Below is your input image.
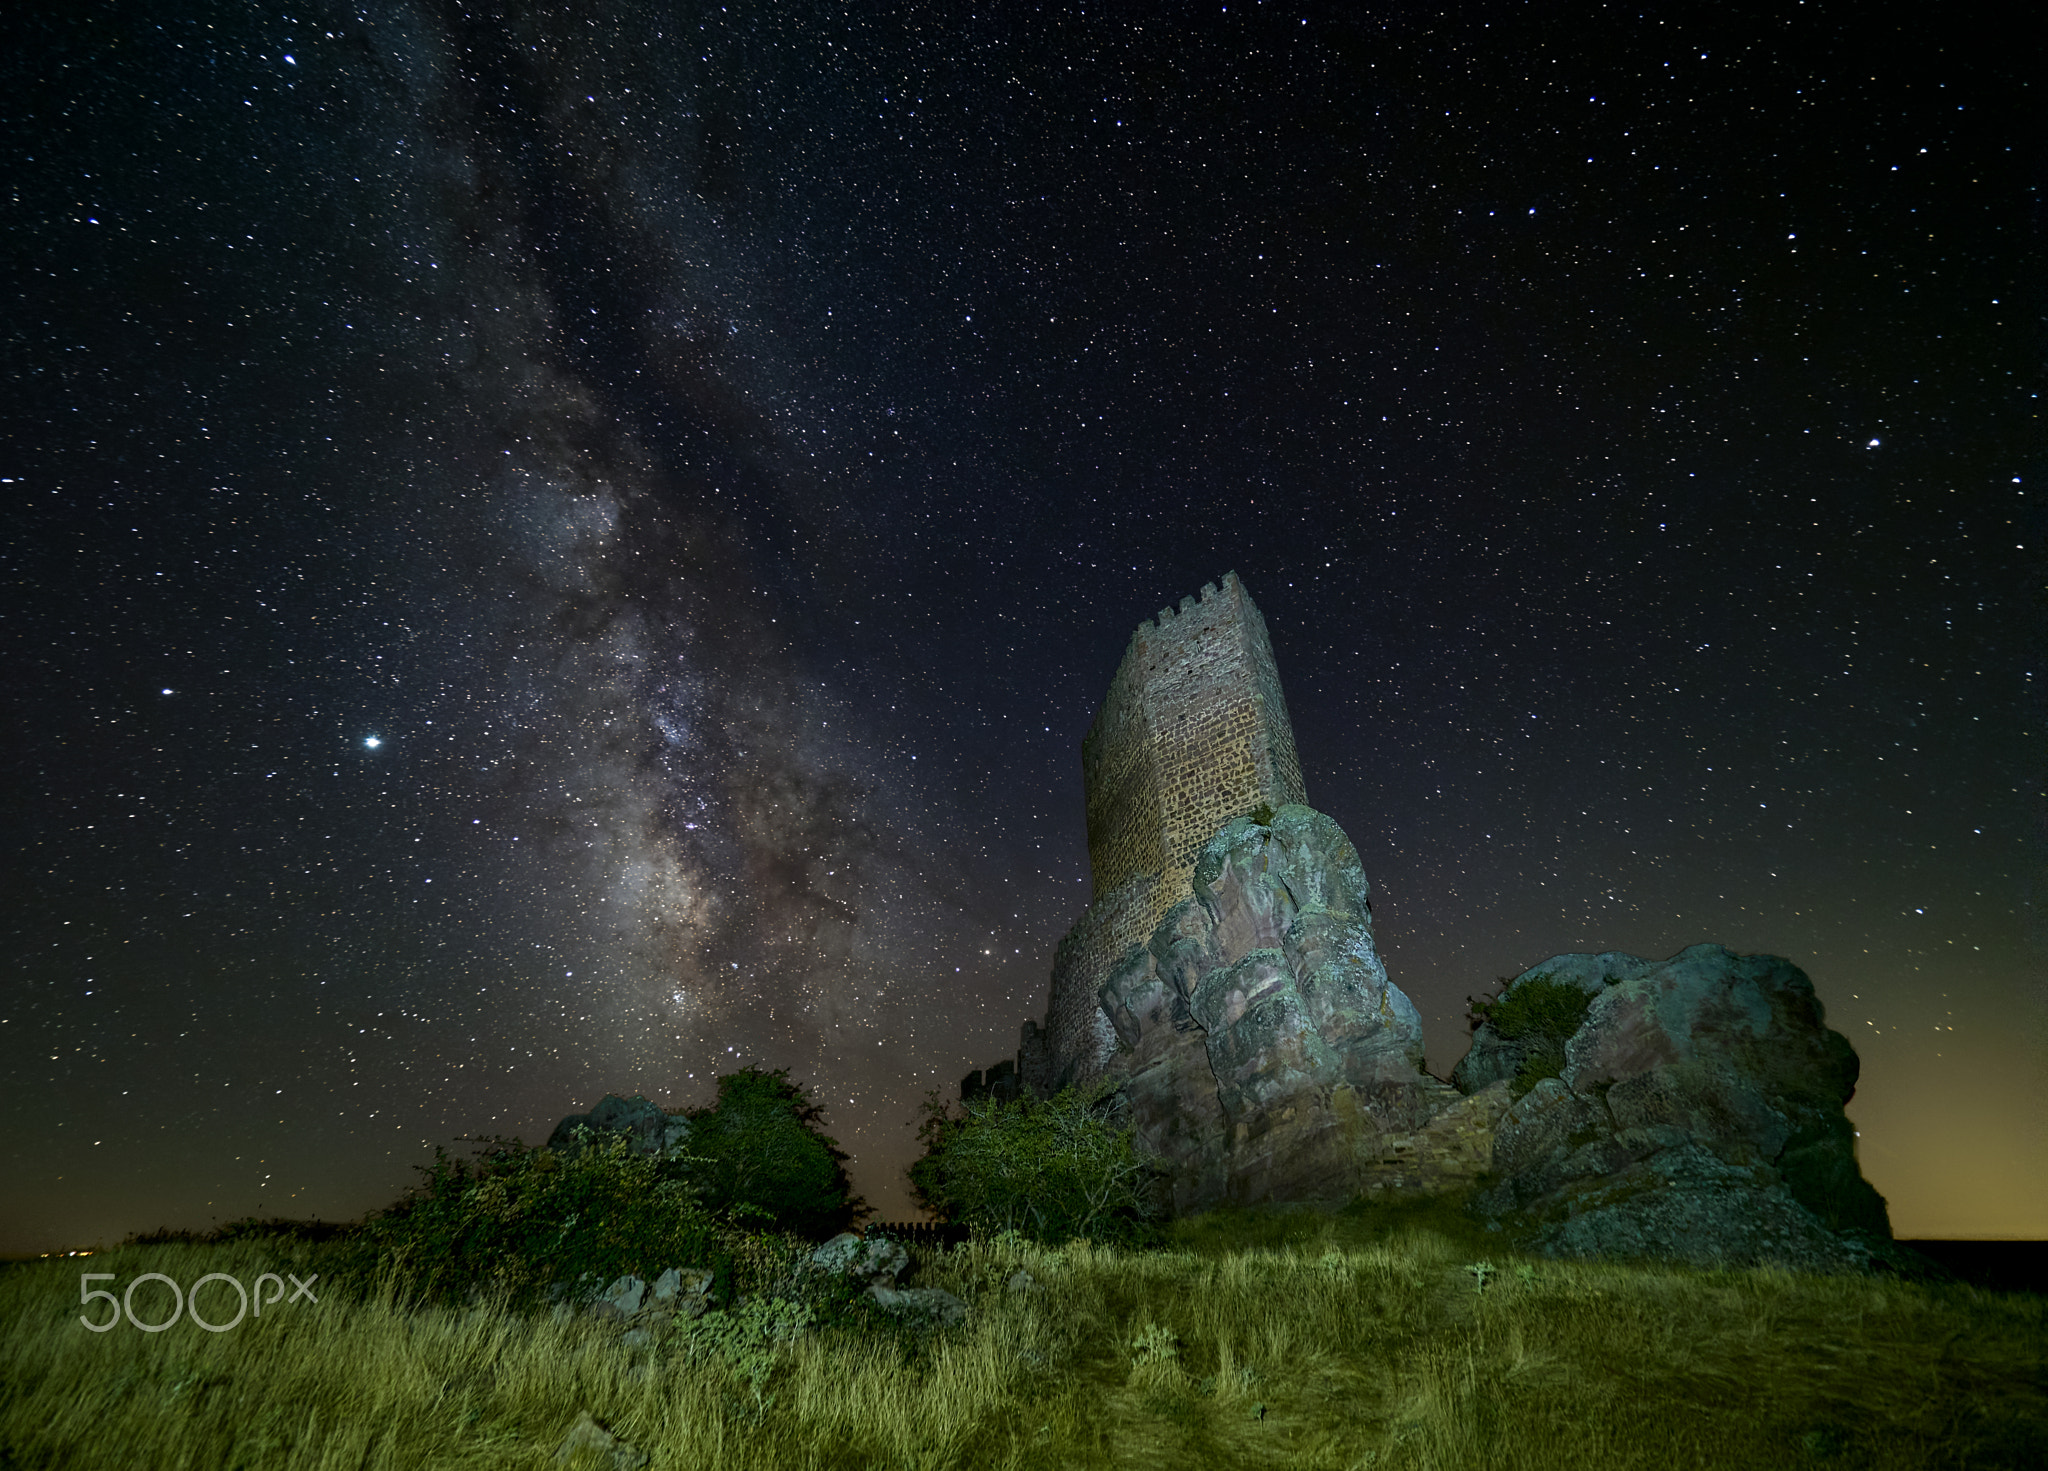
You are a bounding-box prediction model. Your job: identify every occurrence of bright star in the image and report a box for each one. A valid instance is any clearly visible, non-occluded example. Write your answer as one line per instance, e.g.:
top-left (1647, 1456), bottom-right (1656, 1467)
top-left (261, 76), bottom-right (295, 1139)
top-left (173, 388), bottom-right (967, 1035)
top-left (364, 735), bottom-right (382, 749)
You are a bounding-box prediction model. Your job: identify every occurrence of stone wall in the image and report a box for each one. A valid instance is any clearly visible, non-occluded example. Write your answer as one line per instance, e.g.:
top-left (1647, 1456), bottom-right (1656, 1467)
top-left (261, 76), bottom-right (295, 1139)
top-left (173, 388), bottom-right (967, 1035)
top-left (1083, 573), bottom-right (1305, 901)
top-left (1348, 1082), bottom-right (1514, 1198)
top-left (1043, 574), bottom-right (1307, 1090)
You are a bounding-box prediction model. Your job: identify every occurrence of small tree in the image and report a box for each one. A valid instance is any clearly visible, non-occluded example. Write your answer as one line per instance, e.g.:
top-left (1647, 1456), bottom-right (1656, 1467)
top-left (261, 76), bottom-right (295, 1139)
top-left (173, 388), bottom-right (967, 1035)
top-left (678, 1067), bottom-right (870, 1239)
top-left (909, 1077), bottom-right (1168, 1246)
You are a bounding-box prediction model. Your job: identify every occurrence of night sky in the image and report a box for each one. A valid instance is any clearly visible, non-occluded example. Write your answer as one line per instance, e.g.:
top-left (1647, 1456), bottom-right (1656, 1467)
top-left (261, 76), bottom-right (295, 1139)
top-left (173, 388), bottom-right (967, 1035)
top-left (5, 1), bottom-right (2038, 1256)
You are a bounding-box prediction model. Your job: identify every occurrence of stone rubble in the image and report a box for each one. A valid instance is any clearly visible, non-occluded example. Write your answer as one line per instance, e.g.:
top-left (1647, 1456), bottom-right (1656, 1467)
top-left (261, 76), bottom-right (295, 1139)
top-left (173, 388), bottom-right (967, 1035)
top-left (550, 1233), bottom-right (971, 1350)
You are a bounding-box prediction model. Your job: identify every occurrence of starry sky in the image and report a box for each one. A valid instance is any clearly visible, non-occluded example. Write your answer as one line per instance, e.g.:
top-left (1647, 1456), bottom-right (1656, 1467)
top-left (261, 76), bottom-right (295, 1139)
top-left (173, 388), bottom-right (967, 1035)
top-left (4, 1), bottom-right (2038, 1255)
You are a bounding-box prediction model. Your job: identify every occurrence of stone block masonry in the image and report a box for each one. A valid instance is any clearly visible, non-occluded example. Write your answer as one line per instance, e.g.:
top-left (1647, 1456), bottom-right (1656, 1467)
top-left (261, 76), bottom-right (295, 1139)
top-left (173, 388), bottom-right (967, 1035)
top-left (1084, 574), bottom-right (1305, 900)
top-left (1036, 574), bottom-right (1306, 1090)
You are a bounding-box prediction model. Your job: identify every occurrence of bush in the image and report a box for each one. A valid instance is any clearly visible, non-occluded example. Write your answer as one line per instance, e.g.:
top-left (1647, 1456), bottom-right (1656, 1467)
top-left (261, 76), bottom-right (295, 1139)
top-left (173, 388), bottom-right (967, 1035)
top-left (1466, 971), bottom-right (1605, 1099)
top-left (339, 1068), bottom-right (866, 1311)
top-left (908, 1076), bottom-right (1169, 1246)
top-left (342, 1129), bottom-right (719, 1311)
top-left (673, 1294), bottom-right (818, 1418)
top-left (676, 1067), bottom-right (870, 1239)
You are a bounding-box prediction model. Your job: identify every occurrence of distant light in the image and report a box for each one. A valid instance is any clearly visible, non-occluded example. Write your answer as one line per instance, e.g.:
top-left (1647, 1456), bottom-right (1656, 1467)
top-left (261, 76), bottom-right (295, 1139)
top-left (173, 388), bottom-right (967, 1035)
top-left (283, 54), bottom-right (295, 64)
top-left (364, 735), bottom-right (382, 749)
top-left (1867, 438), bottom-right (1881, 448)
top-left (161, 688), bottom-right (173, 695)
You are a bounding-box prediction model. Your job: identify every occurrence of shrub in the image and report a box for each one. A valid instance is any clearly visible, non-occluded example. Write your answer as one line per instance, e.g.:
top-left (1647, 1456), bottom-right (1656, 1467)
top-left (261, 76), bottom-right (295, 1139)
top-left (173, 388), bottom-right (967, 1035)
top-left (1466, 972), bottom-right (1601, 1099)
top-left (673, 1294), bottom-right (818, 1417)
top-left (908, 1076), bottom-right (1169, 1246)
top-left (674, 1067), bottom-right (870, 1238)
top-left (342, 1129), bottom-right (718, 1311)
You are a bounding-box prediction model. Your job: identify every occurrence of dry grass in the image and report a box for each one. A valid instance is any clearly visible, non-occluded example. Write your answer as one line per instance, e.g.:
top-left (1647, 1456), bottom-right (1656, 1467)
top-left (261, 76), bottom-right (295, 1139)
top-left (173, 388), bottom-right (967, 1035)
top-left (2, 1203), bottom-right (2041, 1470)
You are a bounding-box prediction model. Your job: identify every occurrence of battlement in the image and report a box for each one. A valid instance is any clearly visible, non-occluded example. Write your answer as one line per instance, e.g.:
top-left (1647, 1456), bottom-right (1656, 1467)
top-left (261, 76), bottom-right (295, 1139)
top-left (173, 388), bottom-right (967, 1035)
top-left (980, 573), bottom-right (1313, 1100)
top-left (1082, 572), bottom-right (1306, 900)
top-left (1131, 578), bottom-right (1230, 642)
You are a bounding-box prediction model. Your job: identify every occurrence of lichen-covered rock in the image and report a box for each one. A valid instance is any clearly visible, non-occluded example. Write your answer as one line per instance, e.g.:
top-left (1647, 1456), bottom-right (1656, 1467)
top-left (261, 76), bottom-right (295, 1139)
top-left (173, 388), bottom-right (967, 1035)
top-left (1190, 808), bottom-right (1435, 1098)
top-left (1097, 804), bottom-right (1466, 1211)
top-left (1467, 945), bottom-right (1900, 1272)
top-left (545, 1094), bottom-right (692, 1158)
top-left (809, 1232), bottom-right (909, 1286)
top-left (650, 1266), bottom-right (713, 1320)
top-left (589, 1273), bottom-right (647, 1323)
top-left (1098, 919), bottom-right (1229, 1213)
top-left (1450, 954), bottom-right (1646, 1095)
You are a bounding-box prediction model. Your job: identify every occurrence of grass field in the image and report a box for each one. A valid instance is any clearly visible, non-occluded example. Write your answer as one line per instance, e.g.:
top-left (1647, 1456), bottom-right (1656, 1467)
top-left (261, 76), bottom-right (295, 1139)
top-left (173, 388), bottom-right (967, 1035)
top-left (3, 1193), bottom-right (2041, 1470)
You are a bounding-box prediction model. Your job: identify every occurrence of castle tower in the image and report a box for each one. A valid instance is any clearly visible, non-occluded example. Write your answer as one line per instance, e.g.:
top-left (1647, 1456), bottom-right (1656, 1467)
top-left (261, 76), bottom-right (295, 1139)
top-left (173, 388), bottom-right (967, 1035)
top-left (1016, 574), bottom-right (1307, 1096)
top-left (1083, 573), bottom-right (1306, 901)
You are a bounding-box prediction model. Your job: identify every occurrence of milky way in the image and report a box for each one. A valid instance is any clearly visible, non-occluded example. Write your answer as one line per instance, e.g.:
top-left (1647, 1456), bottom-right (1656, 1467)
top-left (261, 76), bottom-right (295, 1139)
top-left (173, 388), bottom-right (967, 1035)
top-left (5, 1), bottom-right (2037, 1249)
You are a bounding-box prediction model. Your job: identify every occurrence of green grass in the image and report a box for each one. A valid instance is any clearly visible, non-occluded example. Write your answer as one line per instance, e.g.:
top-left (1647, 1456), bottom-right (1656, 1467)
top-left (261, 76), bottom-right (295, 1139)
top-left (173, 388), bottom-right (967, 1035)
top-left (2, 1194), bottom-right (2041, 1470)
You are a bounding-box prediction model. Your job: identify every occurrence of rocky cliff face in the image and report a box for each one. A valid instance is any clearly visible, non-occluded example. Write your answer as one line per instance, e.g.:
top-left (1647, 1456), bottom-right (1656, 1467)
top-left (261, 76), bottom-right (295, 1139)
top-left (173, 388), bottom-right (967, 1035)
top-left (974, 805), bottom-right (1902, 1276)
top-left (1457, 946), bottom-right (1901, 1272)
top-left (1094, 804), bottom-right (1495, 1212)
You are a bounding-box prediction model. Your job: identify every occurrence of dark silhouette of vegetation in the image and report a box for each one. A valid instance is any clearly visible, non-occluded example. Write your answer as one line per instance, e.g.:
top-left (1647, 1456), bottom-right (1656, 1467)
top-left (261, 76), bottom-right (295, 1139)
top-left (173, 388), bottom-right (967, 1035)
top-left (123, 1217), bottom-right (358, 1247)
top-left (676, 1066), bottom-right (871, 1239)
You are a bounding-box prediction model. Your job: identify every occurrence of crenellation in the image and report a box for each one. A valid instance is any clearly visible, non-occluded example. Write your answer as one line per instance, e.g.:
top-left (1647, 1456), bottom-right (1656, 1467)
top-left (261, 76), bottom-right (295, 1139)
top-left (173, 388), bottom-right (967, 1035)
top-left (1050, 573), bottom-right (1307, 1086)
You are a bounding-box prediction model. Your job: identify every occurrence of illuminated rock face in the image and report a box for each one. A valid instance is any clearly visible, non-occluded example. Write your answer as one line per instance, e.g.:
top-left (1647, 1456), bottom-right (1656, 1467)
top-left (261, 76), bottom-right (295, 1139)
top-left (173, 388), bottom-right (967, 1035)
top-left (1463, 946), bottom-right (1901, 1272)
top-left (1035, 574), bottom-right (1308, 1100)
top-left (965, 584), bottom-right (1900, 1273)
top-left (976, 577), bottom-right (1505, 1213)
top-left (1096, 804), bottom-right (1502, 1213)
top-left (545, 1094), bottom-right (691, 1157)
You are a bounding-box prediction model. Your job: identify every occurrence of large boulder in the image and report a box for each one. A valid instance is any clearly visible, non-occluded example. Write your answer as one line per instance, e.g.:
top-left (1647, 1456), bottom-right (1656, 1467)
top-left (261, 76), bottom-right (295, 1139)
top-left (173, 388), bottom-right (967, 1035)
top-left (1464, 945), bottom-right (1902, 1272)
top-left (545, 1094), bottom-right (692, 1158)
top-left (809, 1232), bottom-right (909, 1287)
top-left (1098, 805), bottom-right (1468, 1211)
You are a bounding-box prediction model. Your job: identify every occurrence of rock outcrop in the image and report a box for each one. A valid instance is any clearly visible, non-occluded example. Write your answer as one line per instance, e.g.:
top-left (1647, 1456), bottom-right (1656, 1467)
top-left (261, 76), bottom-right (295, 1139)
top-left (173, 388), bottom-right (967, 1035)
top-left (963, 580), bottom-right (1906, 1276)
top-left (810, 1232), bottom-right (968, 1324)
top-left (980, 808), bottom-right (1904, 1276)
top-left (545, 1094), bottom-right (692, 1158)
top-left (1460, 946), bottom-right (1902, 1272)
top-left (809, 1232), bottom-right (909, 1287)
top-left (1093, 804), bottom-right (1500, 1212)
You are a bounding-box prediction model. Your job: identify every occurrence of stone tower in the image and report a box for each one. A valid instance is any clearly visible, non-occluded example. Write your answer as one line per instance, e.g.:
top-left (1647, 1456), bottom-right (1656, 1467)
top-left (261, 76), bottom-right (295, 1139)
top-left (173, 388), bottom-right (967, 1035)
top-left (1005, 574), bottom-right (1307, 1098)
top-left (1083, 573), bottom-right (1306, 899)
